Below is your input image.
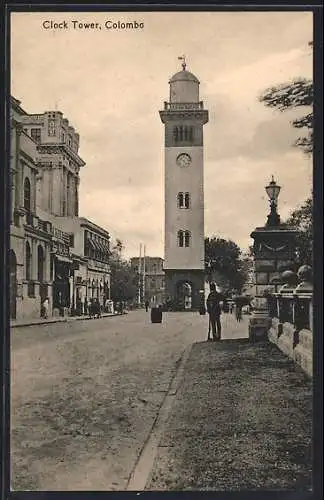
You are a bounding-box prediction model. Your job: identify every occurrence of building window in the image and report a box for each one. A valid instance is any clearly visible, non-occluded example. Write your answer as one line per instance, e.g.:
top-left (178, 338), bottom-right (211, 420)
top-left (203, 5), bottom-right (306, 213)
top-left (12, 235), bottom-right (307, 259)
top-left (177, 192), bottom-right (184, 208)
top-left (30, 128), bottom-right (41, 143)
top-left (23, 177), bottom-right (31, 212)
top-left (178, 192), bottom-right (190, 209)
top-left (177, 230), bottom-right (190, 248)
top-left (25, 241), bottom-right (31, 280)
top-left (189, 126), bottom-right (193, 141)
top-left (184, 230), bottom-right (191, 247)
top-left (173, 126), bottom-right (179, 141)
top-left (178, 230), bottom-right (184, 247)
top-left (179, 126), bottom-right (184, 141)
top-left (48, 120), bottom-right (56, 136)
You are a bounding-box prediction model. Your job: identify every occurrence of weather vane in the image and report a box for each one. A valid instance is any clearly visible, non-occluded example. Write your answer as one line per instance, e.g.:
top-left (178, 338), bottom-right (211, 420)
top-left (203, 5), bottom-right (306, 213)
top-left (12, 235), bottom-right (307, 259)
top-left (178, 54), bottom-right (186, 70)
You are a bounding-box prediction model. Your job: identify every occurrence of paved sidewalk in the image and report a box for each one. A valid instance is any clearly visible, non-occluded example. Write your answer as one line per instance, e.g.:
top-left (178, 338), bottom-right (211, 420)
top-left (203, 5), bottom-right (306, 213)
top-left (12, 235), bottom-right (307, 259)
top-left (146, 338), bottom-right (312, 491)
top-left (10, 311), bottom-right (127, 328)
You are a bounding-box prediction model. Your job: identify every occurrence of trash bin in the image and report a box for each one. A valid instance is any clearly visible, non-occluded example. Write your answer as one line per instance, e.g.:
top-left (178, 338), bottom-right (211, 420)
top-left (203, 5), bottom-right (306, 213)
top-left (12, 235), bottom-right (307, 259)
top-left (151, 306), bottom-right (162, 323)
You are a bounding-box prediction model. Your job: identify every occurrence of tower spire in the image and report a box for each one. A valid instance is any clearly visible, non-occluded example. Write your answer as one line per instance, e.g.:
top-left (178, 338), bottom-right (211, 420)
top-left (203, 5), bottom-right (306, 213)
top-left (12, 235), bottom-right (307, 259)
top-left (177, 54), bottom-right (186, 71)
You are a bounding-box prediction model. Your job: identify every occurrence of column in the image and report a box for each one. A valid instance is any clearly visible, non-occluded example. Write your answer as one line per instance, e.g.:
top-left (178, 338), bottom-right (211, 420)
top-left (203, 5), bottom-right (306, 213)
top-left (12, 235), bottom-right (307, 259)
top-left (32, 238), bottom-right (38, 281)
top-left (75, 176), bottom-right (79, 216)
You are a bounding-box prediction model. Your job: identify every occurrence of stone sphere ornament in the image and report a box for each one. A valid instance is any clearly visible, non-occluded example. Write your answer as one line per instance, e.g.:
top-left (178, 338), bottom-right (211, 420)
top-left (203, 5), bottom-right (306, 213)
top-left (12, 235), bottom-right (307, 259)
top-left (281, 270), bottom-right (298, 286)
top-left (297, 265), bottom-right (312, 283)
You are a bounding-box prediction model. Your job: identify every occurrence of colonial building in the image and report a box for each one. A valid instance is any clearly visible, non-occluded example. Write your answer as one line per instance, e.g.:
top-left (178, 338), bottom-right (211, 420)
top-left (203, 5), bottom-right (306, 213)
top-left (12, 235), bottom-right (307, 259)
top-left (51, 217), bottom-right (111, 314)
top-left (130, 256), bottom-right (165, 305)
top-left (10, 96), bottom-right (111, 320)
top-left (19, 108), bottom-right (85, 217)
top-left (159, 60), bottom-right (209, 310)
top-left (10, 97), bottom-right (56, 319)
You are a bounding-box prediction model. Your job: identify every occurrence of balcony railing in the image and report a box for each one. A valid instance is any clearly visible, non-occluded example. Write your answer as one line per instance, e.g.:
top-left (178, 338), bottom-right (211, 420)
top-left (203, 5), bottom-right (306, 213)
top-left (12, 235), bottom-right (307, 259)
top-left (53, 227), bottom-right (73, 246)
top-left (163, 101), bottom-right (204, 111)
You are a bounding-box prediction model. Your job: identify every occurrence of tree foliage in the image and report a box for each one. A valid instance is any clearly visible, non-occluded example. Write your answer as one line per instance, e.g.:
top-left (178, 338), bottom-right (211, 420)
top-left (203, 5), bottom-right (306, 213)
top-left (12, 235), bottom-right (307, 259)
top-left (109, 240), bottom-right (138, 302)
top-left (204, 237), bottom-right (249, 294)
top-left (285, 197), bottom-right (313, 267)
top-left (259, 77), bottom-right (313, 154)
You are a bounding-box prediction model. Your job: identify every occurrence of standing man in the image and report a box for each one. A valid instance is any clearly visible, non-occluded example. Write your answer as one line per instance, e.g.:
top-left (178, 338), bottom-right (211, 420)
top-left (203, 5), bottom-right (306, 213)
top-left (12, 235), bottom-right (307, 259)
top-left (42, 297), bottom-right (49, 319)
top-left (145, 299), bottom-right (149, 312)
top-left (206, 282), bottom-right (222, 341)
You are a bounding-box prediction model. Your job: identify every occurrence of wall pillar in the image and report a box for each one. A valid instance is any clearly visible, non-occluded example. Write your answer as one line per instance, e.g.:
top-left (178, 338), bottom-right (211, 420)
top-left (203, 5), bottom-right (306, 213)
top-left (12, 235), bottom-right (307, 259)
top-left (249, 224), bottom-right (298, 342)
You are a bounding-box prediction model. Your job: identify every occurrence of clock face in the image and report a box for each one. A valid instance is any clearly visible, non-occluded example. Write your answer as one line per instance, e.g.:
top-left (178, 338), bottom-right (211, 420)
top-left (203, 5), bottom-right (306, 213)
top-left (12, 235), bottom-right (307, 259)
top-left (176, 153), bottom-right (192, 167)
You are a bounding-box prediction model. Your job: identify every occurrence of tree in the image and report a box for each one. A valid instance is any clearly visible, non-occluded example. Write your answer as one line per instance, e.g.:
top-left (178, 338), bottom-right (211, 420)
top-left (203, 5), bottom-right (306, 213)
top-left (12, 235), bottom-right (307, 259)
top-left (109, 239), bottom-right (138, 302)
top-left (259, 66), bottom-right (313, 155)
top-left (204, 237), bottom-right (249, 294)
top-left (285, 197), bottom-right (313, 267)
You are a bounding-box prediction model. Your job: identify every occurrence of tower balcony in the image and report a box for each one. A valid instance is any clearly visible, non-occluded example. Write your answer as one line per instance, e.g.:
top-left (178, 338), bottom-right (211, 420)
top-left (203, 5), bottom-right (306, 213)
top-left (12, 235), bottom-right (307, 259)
top-left (163, 101), bottom-right (204, 111)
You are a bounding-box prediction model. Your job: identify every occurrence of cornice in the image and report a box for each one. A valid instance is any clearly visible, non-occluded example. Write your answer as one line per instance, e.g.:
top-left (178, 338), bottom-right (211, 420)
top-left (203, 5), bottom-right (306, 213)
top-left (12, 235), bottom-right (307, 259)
top-left (37, 143), bottom-right (86, 167)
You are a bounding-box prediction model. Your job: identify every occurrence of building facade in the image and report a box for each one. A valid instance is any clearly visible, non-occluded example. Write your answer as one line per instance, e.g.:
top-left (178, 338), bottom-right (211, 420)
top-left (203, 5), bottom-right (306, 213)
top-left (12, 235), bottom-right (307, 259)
top-left (10, 97), bottom-right (56, 319)
top-left (51, 217), bottom-right (111, 314)
top-left (9, 96), bottom-right (111, 320)
top-left (130, 256), bottom-right (165, 305)
top-left (159, 62), bottom-right (209, 310)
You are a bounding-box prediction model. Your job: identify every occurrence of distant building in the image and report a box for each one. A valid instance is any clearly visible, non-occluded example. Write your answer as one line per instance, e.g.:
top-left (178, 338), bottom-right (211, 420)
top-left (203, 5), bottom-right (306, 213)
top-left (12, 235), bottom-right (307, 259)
top-left (130, 256), bottom-right (165, 305)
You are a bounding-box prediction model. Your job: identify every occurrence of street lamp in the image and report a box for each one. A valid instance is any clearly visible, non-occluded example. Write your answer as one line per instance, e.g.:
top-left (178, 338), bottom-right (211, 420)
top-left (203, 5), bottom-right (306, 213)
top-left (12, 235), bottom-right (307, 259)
top-left (265, 175), bottom-right (281, 226)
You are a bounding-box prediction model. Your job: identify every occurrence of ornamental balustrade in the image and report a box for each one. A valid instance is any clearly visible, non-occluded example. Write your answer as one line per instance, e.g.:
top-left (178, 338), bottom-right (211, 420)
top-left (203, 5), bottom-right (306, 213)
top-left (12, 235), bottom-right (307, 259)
top-left (163, 101), bottom-right (204, 111)
top-left (265, 265), bottom-right (313, 335)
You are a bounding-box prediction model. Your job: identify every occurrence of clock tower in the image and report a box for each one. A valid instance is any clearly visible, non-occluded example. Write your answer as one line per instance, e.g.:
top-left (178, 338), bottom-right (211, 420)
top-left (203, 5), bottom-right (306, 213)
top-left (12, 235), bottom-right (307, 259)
top-left (159, 60), bottom-right (209, 310)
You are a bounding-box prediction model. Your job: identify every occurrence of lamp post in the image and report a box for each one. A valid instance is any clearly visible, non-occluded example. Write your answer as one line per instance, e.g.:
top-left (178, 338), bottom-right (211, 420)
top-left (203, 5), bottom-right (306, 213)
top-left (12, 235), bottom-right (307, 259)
top-left (249, 177), bottom-right (298, 341)
top-left (265, 176), bottom-right (281, 227)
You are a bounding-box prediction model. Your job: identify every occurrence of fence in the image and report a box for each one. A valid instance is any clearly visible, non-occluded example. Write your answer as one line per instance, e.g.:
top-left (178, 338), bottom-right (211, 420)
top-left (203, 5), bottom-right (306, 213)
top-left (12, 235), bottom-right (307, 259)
top-left (266, 265), bottom-right (313, 377)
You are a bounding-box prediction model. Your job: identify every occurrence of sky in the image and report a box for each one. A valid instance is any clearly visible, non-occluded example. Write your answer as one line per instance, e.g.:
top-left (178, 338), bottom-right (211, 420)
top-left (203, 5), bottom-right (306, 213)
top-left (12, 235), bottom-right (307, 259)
top-left (11, 11), bottom-right (313, 259)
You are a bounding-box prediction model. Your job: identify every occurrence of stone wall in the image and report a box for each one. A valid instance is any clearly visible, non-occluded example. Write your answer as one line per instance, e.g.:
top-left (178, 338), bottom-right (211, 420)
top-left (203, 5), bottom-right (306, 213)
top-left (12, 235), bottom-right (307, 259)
top-left (268, 318), bottom-right (312, 378)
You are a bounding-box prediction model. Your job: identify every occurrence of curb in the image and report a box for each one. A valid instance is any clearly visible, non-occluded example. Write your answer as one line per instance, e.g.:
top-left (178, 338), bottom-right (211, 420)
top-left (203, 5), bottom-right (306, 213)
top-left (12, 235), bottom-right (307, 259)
top-left (126, 343), bottom-right (194, 491)
top-left (10, 312), bottom-right (127, 329)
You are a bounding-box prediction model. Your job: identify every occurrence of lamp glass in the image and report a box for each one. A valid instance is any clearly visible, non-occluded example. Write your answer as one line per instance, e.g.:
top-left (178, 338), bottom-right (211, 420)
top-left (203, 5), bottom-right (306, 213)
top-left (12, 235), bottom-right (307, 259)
top-left (265, 181), bottom-right (281, 201)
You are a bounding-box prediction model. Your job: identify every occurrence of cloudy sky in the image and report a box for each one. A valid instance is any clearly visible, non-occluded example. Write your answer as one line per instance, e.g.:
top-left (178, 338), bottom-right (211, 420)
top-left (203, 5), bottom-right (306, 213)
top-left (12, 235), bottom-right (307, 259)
top-left (11, 11), bottom-right (313, 259)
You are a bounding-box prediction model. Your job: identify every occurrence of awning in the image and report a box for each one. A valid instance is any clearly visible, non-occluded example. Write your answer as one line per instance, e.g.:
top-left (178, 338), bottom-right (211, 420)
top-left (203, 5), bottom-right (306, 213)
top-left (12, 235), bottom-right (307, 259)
top-left (102, 243), bottom-right (110, 254)
top-left (92, 239), bottom-right (102, 251)
top-left (55, 255), bottom-right (73, 263)
top-left (87, 238), bottom-right (96, 250)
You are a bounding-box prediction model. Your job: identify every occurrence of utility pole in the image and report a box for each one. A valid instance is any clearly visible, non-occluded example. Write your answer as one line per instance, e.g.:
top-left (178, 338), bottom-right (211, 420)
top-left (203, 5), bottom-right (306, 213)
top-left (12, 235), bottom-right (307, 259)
top-left (143, 245), bottom-right (146, 303)
top-left (138, 243), bottom-right (142, 306)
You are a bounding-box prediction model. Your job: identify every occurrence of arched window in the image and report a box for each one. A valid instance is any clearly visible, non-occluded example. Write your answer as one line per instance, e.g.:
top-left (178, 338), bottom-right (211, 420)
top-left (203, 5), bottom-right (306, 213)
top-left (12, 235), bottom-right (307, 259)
top-left (184, 192), bottom-right (190, 209)
top-left (184, 231), bottom-right (191, 247)
top-left (37, 245), bottom-right (44, 283)
top-left (179, 126), bottom-right (183, 141)
top-left (177, 192), bottom-right (184, 208)
top-left (173, 126), bottom-right (178, 142)
top-left (25, 241), bottom-right (31, 280)
top-left (24, 177), bottom-right (31, 212)
top-left (189, 127), bottom-right (194, 142)
top-left (177, 230), bottom-right (184, 247)
top-left (184, 126), bottom-right (188, 141)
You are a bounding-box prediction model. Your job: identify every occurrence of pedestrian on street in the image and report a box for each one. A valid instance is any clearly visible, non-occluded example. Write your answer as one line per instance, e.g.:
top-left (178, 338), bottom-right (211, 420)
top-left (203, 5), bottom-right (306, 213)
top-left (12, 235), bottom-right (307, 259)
top-left (89, 298), bottom-right (94, 319)
top-left (145, 300), bottom-right (149, 312)
top-left (95, 298), bottom-right (101, 319)
top-left (206, 282), bottom-right (222, 341)
top-left (42, 297), bottom-right (49, 319)
top-left (236, 304), bottom-right (243, 322)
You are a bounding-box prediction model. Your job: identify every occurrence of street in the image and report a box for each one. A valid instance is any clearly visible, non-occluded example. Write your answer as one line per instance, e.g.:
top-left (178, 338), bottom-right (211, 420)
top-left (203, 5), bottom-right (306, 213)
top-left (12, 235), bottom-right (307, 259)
top-left (11, 310), bottom-right (248, 490)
